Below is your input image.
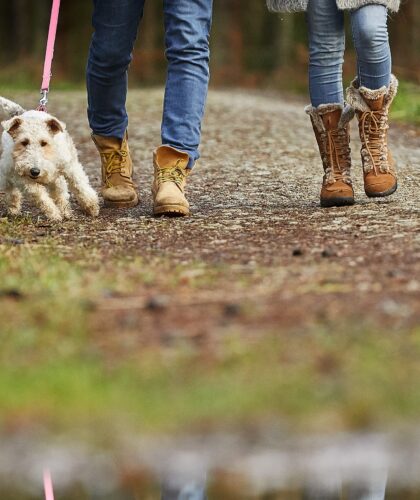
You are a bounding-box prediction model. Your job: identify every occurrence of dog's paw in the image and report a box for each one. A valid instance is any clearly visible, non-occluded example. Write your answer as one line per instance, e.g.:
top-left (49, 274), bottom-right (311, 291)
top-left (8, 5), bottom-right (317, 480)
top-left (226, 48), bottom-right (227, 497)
top-left (83, 197), bottom-right (100, 217)
top-left (7, 207), bottom-right (22, 217)
top-left (49, 215), bottom-right (63, 223)
top-left (60, 204), bottom-right (74, 219)
top-left (45, 210), bottom-right (63, 222)
top-left (62, 210), bottom-right (74, 220)
top-left (86, 205), bottom-right (100, 217)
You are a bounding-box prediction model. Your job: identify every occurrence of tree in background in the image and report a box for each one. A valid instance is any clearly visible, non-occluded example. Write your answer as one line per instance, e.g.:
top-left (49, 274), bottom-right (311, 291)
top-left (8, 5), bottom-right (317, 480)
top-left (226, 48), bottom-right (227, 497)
top-left (0, 0), bottom-right (418, 87)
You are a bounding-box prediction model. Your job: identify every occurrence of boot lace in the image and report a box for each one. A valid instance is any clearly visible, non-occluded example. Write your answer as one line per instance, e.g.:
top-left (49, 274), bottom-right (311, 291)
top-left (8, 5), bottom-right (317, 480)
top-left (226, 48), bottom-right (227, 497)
top-left (157, 160), bottom-right (186, 189)
top-left (101, 150), bottom-right (128, 187)
top-left (360, 110), bottom-right (389, 175)
top-left (322, 127), bottom-right (352, 185)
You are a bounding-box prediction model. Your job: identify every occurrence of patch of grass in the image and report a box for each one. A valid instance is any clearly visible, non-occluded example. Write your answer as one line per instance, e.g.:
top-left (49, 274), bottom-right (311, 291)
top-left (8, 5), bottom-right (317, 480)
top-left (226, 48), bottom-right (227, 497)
top-left (0, 243), bottom-right (420, 438)
top-left (392, 81), bottom-right (420, 124)
top-left (1, 323), bottom-right (420, 436)
top-left (0, 61), bottom-right (85, 92)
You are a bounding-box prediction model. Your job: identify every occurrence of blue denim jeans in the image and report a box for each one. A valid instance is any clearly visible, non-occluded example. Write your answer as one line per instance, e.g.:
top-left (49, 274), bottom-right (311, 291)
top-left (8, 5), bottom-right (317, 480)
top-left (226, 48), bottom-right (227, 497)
top-left (307, 0), bottom-right (392, 107)
top-left (87, 0), bottom-right (213, 166)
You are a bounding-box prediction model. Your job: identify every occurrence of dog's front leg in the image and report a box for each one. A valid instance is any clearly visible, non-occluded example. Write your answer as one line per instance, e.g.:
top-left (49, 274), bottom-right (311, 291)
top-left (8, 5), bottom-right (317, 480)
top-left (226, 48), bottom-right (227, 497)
top-left (5, 184), bottom-right (23, 216)
top-left (63, 162), bottom-right (99, 217)
top-left (24, 183), bottom-right (62, 222)
top-left (50, 176), bottom-right (73, 219)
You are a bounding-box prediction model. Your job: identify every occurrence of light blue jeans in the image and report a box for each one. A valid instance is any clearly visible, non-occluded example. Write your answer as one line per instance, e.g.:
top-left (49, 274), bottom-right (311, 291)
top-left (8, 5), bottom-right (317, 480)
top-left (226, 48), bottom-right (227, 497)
top-left (87, 0), bottom-right (213, 167)
top-left (307, 0), bottom-right (392, 107)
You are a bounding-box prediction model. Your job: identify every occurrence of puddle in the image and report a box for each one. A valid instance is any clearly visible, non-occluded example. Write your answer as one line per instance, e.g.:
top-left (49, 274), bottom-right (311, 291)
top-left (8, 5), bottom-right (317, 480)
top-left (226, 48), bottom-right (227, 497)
top-left (1, 430), bottom-right (420, 498)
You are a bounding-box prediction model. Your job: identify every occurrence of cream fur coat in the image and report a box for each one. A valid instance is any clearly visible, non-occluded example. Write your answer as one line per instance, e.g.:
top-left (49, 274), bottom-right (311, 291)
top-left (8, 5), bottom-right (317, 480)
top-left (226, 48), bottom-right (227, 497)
top-left (267, 0), bottom-right (400, 12)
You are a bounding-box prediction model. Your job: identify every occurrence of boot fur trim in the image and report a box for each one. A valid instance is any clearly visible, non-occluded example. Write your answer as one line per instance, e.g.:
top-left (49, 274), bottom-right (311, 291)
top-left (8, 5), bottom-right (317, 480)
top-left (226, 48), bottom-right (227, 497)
top-left (346, 74), bottom-right (399, 113)
top-left (305, 103), bottom-right (354, 132)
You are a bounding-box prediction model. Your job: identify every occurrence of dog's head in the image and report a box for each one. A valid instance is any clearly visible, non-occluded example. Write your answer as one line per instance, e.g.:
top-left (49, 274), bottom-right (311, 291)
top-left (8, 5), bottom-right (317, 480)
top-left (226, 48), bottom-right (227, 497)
top-left (1, 112), bottom-right (66, 184)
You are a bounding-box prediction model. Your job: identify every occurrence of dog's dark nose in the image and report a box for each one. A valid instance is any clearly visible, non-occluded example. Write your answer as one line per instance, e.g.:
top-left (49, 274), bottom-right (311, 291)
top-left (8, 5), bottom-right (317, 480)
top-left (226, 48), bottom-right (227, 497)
top-left (30, 168), bottom-right (40, 178)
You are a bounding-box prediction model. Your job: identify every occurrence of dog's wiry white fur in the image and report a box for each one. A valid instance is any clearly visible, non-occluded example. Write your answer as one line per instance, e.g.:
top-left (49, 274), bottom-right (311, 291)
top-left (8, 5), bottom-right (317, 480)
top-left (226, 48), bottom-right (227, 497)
top-left (0, 97), bottom-right (99, 221)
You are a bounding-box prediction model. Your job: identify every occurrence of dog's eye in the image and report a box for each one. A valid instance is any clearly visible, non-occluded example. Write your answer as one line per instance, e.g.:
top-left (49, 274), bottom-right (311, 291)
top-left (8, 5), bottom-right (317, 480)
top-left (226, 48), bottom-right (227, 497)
top-left (21, 139), bottom-right (29, 147)
top-left (40, 140), bottom-right (48, 147)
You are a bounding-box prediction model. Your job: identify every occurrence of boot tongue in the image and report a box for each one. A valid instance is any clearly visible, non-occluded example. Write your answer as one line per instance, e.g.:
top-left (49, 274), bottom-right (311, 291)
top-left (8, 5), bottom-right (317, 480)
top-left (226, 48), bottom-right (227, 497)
top-left (321, 109), bottom-right (342, 130)
top-left (155, 146), bottom-right (189, 169)
top-left (363, 95), bottom-right (385, 111)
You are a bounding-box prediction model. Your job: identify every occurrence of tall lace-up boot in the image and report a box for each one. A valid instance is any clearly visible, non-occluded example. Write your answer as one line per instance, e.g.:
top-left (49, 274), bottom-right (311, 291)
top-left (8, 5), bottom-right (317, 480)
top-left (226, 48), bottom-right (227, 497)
top-left (152, 145), bottom-right (191, 216)
top-left (347, 75), bottom-right (398, 198)
top-left (92, 132), bottom-right (139, 208)
top-left (306, 104), bottom-right (355, 208)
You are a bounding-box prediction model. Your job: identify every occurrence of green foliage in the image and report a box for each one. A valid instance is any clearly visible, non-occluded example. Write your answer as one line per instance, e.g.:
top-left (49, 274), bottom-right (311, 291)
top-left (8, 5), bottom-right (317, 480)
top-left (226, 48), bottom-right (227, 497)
top-left (392, 81), bottom-right (420, 124)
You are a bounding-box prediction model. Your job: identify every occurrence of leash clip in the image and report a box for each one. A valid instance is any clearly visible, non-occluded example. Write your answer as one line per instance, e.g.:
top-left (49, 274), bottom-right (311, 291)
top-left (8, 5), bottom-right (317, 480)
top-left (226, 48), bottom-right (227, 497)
top-left (38, 89), bottom-right (49, 111)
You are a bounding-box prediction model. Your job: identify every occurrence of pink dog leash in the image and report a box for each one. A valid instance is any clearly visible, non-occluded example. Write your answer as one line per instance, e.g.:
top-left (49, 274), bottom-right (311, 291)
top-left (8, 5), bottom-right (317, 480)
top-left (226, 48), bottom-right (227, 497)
top-left (38, 0), bottom-right (61, 111)
top-left (43, 469), bottom-right (55, 500)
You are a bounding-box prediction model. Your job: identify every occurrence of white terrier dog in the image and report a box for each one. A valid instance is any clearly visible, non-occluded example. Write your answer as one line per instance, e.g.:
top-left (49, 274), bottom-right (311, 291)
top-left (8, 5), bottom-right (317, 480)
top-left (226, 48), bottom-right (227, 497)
top-left (0, 96), bottom-right (99, 221)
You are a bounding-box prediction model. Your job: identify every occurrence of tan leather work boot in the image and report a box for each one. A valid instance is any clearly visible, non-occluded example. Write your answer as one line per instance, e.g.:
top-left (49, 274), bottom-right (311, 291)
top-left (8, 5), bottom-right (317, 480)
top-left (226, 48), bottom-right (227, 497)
top-left (152, 145), bottom-right (191, 216)
top-left (92, 132), bottom-right (139, 208)
top-left (347, 75), bottom-right (398, 198)
top-left (306, 104), bottom-right (355, 208)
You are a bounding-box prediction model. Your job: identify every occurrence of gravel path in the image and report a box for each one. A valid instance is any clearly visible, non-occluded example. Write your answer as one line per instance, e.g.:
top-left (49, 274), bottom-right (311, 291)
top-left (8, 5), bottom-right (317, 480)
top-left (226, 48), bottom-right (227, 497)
top-left (1, 89), bottom-right (419, 337)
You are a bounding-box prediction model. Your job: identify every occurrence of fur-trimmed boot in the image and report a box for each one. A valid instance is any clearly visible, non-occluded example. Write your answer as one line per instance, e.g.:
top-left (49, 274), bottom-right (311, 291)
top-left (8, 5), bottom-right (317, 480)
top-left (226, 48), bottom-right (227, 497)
top-left (152, 145), bottom-right (191, 216)
top-left (346, 75), bottom-right (398, 198)
top-left (306, 104), bottom-right (355, 208)
top-left (92, 132), bottom-right (139, 208)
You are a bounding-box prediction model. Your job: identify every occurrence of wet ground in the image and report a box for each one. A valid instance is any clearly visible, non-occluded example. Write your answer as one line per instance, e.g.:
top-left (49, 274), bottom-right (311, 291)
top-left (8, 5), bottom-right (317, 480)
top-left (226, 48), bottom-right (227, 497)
top-left (2, 430), bottom-right (420, 498)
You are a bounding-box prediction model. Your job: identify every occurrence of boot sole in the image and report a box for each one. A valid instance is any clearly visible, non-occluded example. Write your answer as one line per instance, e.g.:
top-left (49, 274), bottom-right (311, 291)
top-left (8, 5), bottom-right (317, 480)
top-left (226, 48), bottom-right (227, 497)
top-left (104, 194), bottom-right (139, 209)
top-left (365, 182), bottom-right (398, 198)
top-left (321, 197), bottom-right (355, 208)
top-left (153, 204), bottom-right (190, 217)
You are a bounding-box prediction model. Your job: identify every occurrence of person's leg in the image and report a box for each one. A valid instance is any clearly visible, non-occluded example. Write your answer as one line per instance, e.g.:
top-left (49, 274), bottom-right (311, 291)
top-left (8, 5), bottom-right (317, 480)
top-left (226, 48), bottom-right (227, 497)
top-left (350, 5), bottom-right (391, 91)
top-left (152, 0), bottom-right (213, 217)
top-left (162, 0), bottom-right (213, 166)
top-left (347, 5), bottom-right (398, 198)
top-left (87, 0), bottom-right (144, 208)
top-left (87, 0), bottom-right (145, 139)
top-left (307, 0), bottom-right (345, 107)
top-left (305, 0), bottom-right (354, 208)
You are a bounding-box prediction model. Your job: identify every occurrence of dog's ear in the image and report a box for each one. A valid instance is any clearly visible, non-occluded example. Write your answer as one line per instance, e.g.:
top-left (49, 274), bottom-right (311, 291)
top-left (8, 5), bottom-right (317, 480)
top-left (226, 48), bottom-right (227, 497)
top-left (46, 118), bottom-right (66, 135)
top-left (1, 117), bottom-right (22, 138)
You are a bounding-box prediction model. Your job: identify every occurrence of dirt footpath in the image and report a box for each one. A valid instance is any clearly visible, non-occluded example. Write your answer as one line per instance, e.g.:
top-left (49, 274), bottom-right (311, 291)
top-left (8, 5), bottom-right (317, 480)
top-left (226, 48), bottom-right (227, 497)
top-left (2, 89), bottom-right (420, 342)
